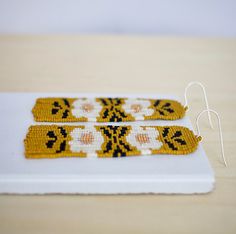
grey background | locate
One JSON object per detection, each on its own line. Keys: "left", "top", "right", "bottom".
{"left": 0, "top": 0, "right": 235, "bottom": 36}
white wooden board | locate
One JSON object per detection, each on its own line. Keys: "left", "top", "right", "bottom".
{"left": 0, "top": 93, "right": 214, "bottom": 194}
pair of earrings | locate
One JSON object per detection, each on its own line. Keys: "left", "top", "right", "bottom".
{"left": 24, "top": 83, "right": 206, "bottom": 159}
{"left": 25, "top": 82, "right": 226, "bottom": 165}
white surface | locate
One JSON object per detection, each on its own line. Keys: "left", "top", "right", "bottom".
{"left": 0, "top": 0, "right": 235, "bottom": 37}
{"left": 0, "top": 93, "right": 215, "bottom": 194}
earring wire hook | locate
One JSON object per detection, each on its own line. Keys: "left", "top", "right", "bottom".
{"left": 196, "top": 109, "right": 227, "bottom": 167}
{"left": 184, "top": 81, "right": 213, "bottom": 129}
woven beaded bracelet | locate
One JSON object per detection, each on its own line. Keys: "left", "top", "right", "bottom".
{"left": 24, "top": 125, "right": 201, "bottom": 159}
{"left": 32, "top": 97, "right": 187, "bottom": 122}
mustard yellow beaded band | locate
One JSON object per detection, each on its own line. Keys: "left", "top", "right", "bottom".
{"left": 24, "top": 125, "right": 201, "bottom": 159}
{"left": 32, "top": 98, "right": 187, "bottom": 122}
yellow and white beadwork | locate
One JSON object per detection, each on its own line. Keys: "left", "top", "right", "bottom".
{"left": 71, "top": 98, "right": 103, "bottom": 121}
{"left": 126, "top": 126, "right": 162, "bottom": 155}
{"left": 69, "top": 126, "right": 104, "bottom": 158}
{"left": 32, "top": 97, "right": 187, "bottom": 122}
{"left": 24, "top": 125, "right": 201, "bottom": 159}
{"left": 122, "top": 99, "right": 154, "bottom": 120}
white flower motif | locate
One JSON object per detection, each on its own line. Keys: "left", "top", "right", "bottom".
{"left": 69, "top": 126, "right": 104, "bottom": 157}
{"left": 122, "top": 99, "right": 154, "bottom": 120}
{"left": 126, "top": 126, "right": 162, "bottom": 155}
{"left": 71, "top": 98, "right": 102, "bottom": 121}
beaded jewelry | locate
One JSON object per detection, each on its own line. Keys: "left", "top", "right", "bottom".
{"left": 24, "top": 125, "right": 201, "bottom": 159}
{"left": 32, "top": 98, "right": 187, "bottom": 122}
